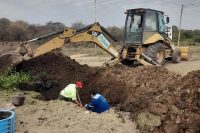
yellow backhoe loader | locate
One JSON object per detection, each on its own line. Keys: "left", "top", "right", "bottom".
{"left": 0, "top": 8, "right": 189, "bottom": 72}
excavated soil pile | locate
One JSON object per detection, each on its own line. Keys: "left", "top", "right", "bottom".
{"left": 83, "top": 65, "right": 181, "bottom": 109}
{"left": 16, "top": 50, "right": 97, "bottom": 100}
{"left": 128, "top": 69, "right": 200, "bottom": 132}
{"left": 17, "top": 51, "right": 200, "bottom": 132}
{"left": 158, "top": 70, "right": 200, "bottom": 132}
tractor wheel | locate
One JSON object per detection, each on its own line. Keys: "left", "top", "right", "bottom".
{"left": 145, "top": 42, "right": 166, "bottom": 65}
{"left": 171, "top": 48, "right": 181, "bottom": 63}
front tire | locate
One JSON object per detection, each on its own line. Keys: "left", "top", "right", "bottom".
{"left": 145, "top": 42, "right": 166, "bottom": 65}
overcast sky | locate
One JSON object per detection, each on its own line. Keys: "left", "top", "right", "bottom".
{"left": 0, "top": 0, "right": 200, "bottom": 29}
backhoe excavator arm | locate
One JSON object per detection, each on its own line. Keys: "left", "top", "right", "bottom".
{"left": 10, "top": 22, "right": 158, "bottom": 69}
{"left": 21, "top": 22, "right": 120, "bottom": 64}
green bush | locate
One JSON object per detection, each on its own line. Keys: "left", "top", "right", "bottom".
{"left": 0, "top": 71, "right": 32, "bottom": 90}
{"left": 193, "top": 36, "right": 200, "bottom": 43}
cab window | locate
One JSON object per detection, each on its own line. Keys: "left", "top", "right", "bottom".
{"left": 144, "top": 11, "right": 158, "bottom": 32}
{"left": 158, "top": 12, "right": 165, "bottom": 33}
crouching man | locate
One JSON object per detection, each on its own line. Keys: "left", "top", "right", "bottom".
{"left": 59, "top": 81, "right": 83, "bottom": 107}
{"left": 85, "top": 90, "right": 110, "bottom": 113}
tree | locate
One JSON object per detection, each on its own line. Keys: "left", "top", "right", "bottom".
{"left": 106, "top": 26, "right": 124, "bottom": 41}
{"left": 46, "top": 21, "right": 65, "bottom": 31}
{"left": 0, "top": 18, "right": 11, "bottom": 41}
{"left": 193, "top": 36, "right": 200, "bottom": 43}
{"left": 0, "top": 18, "right": 11, "bottom": 27}
{"left": 71, "top": 22, "right": 86, "bottom": 30}
{"left": 14, "top": 20, "right": 29, "bottom": 29}
{"left": 182, "top": 30, "right": 192, "bottom": 39}
{"left": 25, "top": 24, "right": 39, "bottom": 39}
{"left": 193, "top": 30, "right": 200, "bottom": 37}
{"left": 8, "top": 23, "right": 26, "bottom": 41}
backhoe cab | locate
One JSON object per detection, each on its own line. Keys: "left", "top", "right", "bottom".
{"left": 122, "top": 8, "right": 189, "bottom": 65}
{"left": 124, "top": 8, "right": 169, "bottom": 45}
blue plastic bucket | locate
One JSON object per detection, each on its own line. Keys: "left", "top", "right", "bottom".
{"left": 0, "top": 110, "right": 15, "bottom": 133}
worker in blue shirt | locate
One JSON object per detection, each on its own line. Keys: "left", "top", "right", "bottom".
{"left": 85, "top": 90, "right": 110, "bottom": 113}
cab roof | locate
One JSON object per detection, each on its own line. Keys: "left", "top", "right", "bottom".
{"left": 126, "top": 8, "right": 164, "bottom": 14}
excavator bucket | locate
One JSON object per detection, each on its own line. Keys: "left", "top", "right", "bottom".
{"left": 178, "top": 47, "right": 190, "bottom": 61}
{"left": 0, "top": 52, "right": 23, "bottom": 74}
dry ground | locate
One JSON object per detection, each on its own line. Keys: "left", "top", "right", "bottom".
{"left": 68, "top": 53, "right": 200, "bottom": 76}
{"left": 0, "top": 91, "right": 137, "bottom": 133}
{"left": 165, "top": 61, "right": 200, "bottom": 76}
{"left": 70, "top": 54, "right": 200, "bottom": 76}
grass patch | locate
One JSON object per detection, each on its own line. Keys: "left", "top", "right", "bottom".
{"left": 0, "top": 70, "right": 32, "bottom": 90}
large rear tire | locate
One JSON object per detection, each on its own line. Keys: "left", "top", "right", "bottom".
{"left": 145, "top": 42, "right": 166, "bottom": 65}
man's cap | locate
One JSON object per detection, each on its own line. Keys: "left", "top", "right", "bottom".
{"left": 76, "top": 81, "right": 83, "bottom": 89}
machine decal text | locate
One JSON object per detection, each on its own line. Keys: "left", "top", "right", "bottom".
{"left": 97, "top": 34, "right": 110, "bottom": 49}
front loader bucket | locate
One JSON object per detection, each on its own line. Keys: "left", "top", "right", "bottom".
{"left": 178, "top": 47, "right": 190, "bottom": 61}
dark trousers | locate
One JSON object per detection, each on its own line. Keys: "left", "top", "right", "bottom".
{"left": 58, "top": 95, "right": 72, "bottom": 102}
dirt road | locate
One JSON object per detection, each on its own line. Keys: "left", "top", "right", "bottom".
{"left": 165, "top": 61, "right": 200, "bottom": 76}
{"left": 70, "top": 54, "right": 110, "bottom": 67}
{"left": 70, "top": 54, "right": 200, "bottom": 76}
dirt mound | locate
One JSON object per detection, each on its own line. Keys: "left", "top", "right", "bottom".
{"left": 134, "top": 70, "right": 200, "bottom": 132}
{"left": 16, "top": 51, "right": 200, "bottom": 132}
{"left": 165, "top": 70, "right": 200, "bottom": 132}
{"left": 171, "top": 70, "right": 200, "bottom": 112}
{"left": 84, "top": 65, "right": 180, "bottom": 109}
{"left": 17, "top": 50, "right": 97, "bottom": 100}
